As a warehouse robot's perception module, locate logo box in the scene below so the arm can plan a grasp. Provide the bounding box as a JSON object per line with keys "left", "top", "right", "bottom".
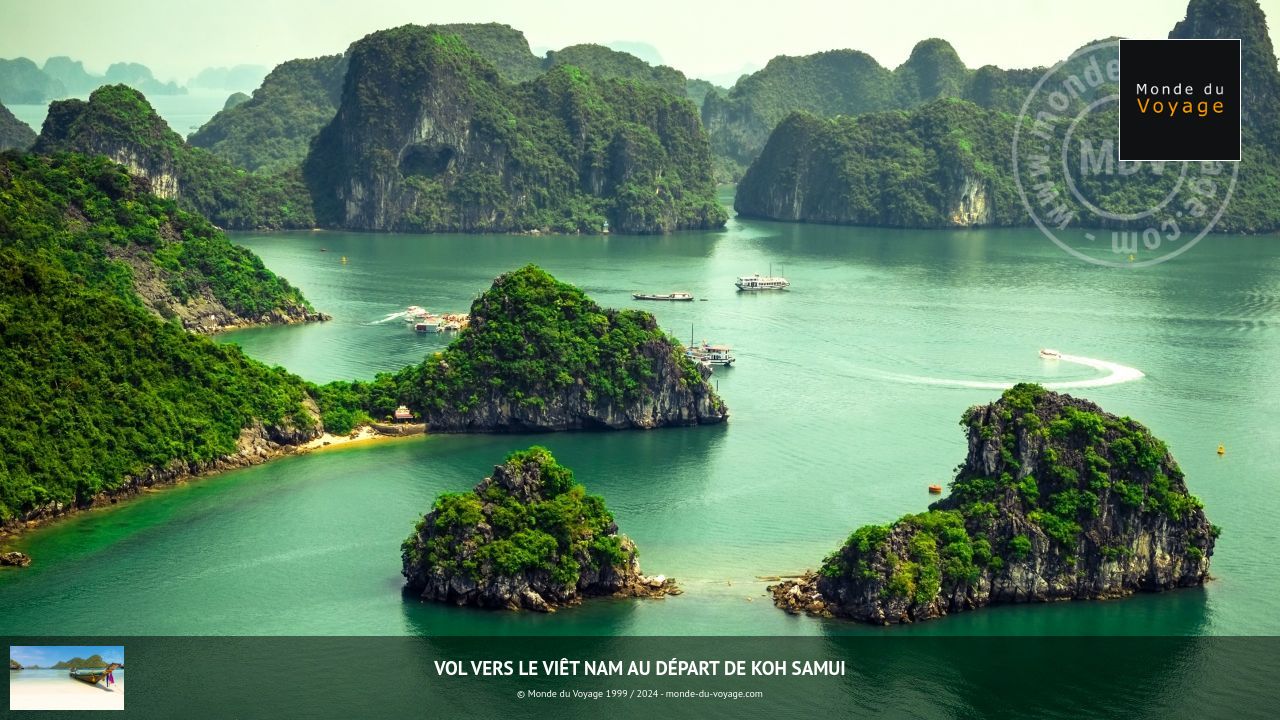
{"left": 1119, "top": 38, "right": 1241, "bottom": 162}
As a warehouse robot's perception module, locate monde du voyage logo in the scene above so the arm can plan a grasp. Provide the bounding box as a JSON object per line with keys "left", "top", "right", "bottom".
{"left": 1013, "top": 39, "right": 1241, "bottom": 267}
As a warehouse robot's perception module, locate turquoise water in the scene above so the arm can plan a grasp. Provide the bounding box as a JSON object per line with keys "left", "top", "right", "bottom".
{"left": 1, "top": 196, "right": 1278, "bottom": 636}
{"left": 9, "top": 668, "right": 125, "bottom": 683}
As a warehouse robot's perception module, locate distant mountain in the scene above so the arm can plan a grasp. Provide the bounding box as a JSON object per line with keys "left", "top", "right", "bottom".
{"left": 36, "top": 84, "right": 316, "bottom": 229}
{"left": 222, "top": 91, "right": 250, "bottom": 110}
{"left": 2, "top": 56, "right": 187, "bottom": 104}
{"left": 303, "top": 25, "right": 724, "bottom": 233}
{"left": 604, "top": 41, "right": 665, "bottom": 66}
{"left": 685, "top": 78, "right": 725, "bottom": 109}
{"left": 104, "top": 62, "right": 185, "bottom": 95}
{"left": 0, "top": 57, "right": 65, "bottom": 104}
{"left": 735, "top": 0, "right": 1280, "bottom": 234}
{"left": 188, "top": 54, "right": 348, "bottom": 173}
{"left": 544, "top": 43, "right": 686, "bottom": 97}
{"left": 43, "top": 56, "right": 99, "bottom": 95}
{"left": 699, "top": 38, "right": 1052, "bottom": 179}
{"left": 189, "top": 23, "right": 544, "bottom": 173}
{"left": 0, "top": 101, "right": 36, "bottom": 151}
{"left": 189, "top": 64, "right": 269, "bottom": 92}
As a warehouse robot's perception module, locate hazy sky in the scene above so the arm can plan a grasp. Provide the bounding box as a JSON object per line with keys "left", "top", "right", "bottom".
{"left": 4, "top": 0, "right": 1279, "bottom": 86}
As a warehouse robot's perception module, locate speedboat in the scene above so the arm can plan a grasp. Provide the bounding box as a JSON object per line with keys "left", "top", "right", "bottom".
{"left": 1039, "top": 348, "right": 1062, "bottom": 360}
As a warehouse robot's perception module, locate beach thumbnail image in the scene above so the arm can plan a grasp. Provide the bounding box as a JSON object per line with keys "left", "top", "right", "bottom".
{"left": 9, "top": 646, "right": 124, "bottom": 711}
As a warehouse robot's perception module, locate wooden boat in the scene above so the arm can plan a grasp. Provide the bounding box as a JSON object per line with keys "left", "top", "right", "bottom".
{"left": 633, "top": 292, "right": 694, "bottom": 301}
{"left": 69, "top": 664, "right": 120, "bottom": 685}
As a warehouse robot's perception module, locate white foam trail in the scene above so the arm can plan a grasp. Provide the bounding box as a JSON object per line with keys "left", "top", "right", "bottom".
{"left": 369, "top": 310, "right": 408, "bottom": 325}
{"left": 881, "top": 353, "right": 1144, "bottom": 391}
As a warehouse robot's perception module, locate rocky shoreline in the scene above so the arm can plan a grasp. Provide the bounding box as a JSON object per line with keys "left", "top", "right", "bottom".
{"left": 402, "top": 447, "right": 679, "bottom": 612}
{"left": 771, "top": 385, "right": 1216, "bottom": 625}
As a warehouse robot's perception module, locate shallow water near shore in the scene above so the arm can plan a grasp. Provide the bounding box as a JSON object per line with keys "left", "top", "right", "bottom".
{"left": 2, "top": 193, "right": 1278, "bottom": 637}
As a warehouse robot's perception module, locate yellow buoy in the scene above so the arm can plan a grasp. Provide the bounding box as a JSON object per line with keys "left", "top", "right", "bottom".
{"left": 1128, "top": 254, "right": 1135, "bottom": 262}
{"left": 1217, "top": 444, "right": 1225, "bottom": 456}
{"left": 340, "top": 256, "right": 348, "bottom": 264}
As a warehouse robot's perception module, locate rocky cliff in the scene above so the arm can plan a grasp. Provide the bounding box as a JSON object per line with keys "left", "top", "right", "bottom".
{"left": 701, "top": 49, "right": 897, "bottom": 179}
{"left": 3, "top": 152, "right": 323, "bottom": 332}
{"left": 402, "top": 447, "right": 677, "bottom": 611}
{"left": 735, "top": 100, "right": 1016, "bottom": 228}
{"left": 772, "top": 384, "right": 1216, "bottom": 624}
{"left": 34, "top": 84, "right": 317, "bottom": 229}
{"left": 36, "top": 85, "right": 183, "bottom": 199}
{"left": 187, "top": 55, "right": 348, "bottom": 174}
{"left": 0, "top": 101, "right": 35, "bottom": 151}
{"left": 734, "top": 0, "right": 1280, "bottom": 232}
{"left": 379, "top": 265, "right": 727, "bottom": 431}
{"left": 305, "top": 25, "right": 725, "bottom": 234}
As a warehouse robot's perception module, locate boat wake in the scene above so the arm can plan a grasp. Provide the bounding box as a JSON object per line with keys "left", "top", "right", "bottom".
{"left": 880, "top": 353, "right": 1145, "bottom": 391}
{"left": 369, "top": 310, "right": 408, "bottom": 325}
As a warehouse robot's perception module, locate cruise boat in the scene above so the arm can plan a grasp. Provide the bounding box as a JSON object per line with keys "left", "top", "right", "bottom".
{"left": 735, "top": 265, "right": 790, "bottom": 291}
{"left": 1039, "top": 348, "right": 1062, "bottom": 360}
{"left": 687, "top": 342, "right": 735, "bottom": 366}
{"left": 633, "top": 291, "right": 694, "bottom": 301}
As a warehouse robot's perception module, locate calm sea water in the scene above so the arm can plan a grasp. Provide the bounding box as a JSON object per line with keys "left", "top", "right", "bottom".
{"left": 2, "top": 192, "right": 1278, "bottom": 638}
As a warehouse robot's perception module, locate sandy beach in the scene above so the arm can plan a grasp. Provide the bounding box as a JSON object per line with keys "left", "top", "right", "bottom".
{"left": 302, "top": 424, "right": 422, "bottom": 453}
{"left": 9, "top": 675, "right": 124, "bottom": 711}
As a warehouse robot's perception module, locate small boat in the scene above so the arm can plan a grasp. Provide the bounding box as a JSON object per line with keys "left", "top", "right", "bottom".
{"left": 1217, "top": 444, "right": 1225, "bottom": 456}
{"left": 928, "top": 484, "right": 943, "bottom": 494}
{"left": 415, "top": 317, "right": 442, "bottom": 333}
{"left": 687, "top": 342, "right": 735, "bottom": 366}
{"left": 633, "top": 292, "right": 694, "bottom": 301}
{"left": 69, "top": 664, "right": 120, "bottom": 686}
{"left": 1039, "top": 348, "right": 1062, "bottom": 360}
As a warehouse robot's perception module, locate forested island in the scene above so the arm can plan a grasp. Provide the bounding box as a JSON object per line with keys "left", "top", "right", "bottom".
{"left": 306, "top": 26, "right": 723, "bottom": 233}
{"left": 0, "top": 152, "right": 724, "bottom": 539}
{"left": 314, "top": 264, "right": 728, "bottom": 433}
{"left": 734, "top": 0, "right": 1280, "bottom": 233}
{"left": 772, "top": 385, "right": 1217, "bottom": 624}
{"left": 402, "top": 446, "right": 678, "bottom": 611}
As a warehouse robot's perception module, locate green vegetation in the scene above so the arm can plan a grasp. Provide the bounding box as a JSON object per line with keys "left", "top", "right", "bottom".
{"left": 736, "top": 99, "right": 1022, "bottom": 227}
{"left": 0, "top": 102, "right": 35, "bottom": 152}
{"left": 0, "top": 152, "right": 313, "bottom": 319}
{"left": 403, "top": 447, "right": 628, "bottom": 588}
{"left": 954, "top": 384, "right": 1206, "bottom": 549}
{"left": 820, "top": 384, "right": 1213, "bottom": 607}
{"left": 545, "top": 44, "right": 687, "bottom": 97}
{"left": 306, "top": 26, "right": 724, "bottom": 233}
{"left": 0, "top": 152, "right": 320, "bottom": 523}
{"left": 189, "top": 24, "right": 542, "bottom": 174}
{"left": 188, "top": 55, "right": 348, "bottom": 174}
{"left": 685, "top": 78, "right": 725, "bottom": 108}
{"left": 735, "top": 1, "right": 1280, "bottom": 231}
{"left": 35, "top": 84, "right": 317, "bottom": 229}
{"left": 52, "top": 655, "right": 115, "bottom": 670}
{"left": 318, "top": 265, "right": 713, "bottom": 425}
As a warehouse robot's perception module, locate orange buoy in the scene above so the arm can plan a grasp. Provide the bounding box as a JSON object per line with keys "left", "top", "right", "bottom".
{"left": 928, "top": 484, "right": 943, "bottom": 494}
